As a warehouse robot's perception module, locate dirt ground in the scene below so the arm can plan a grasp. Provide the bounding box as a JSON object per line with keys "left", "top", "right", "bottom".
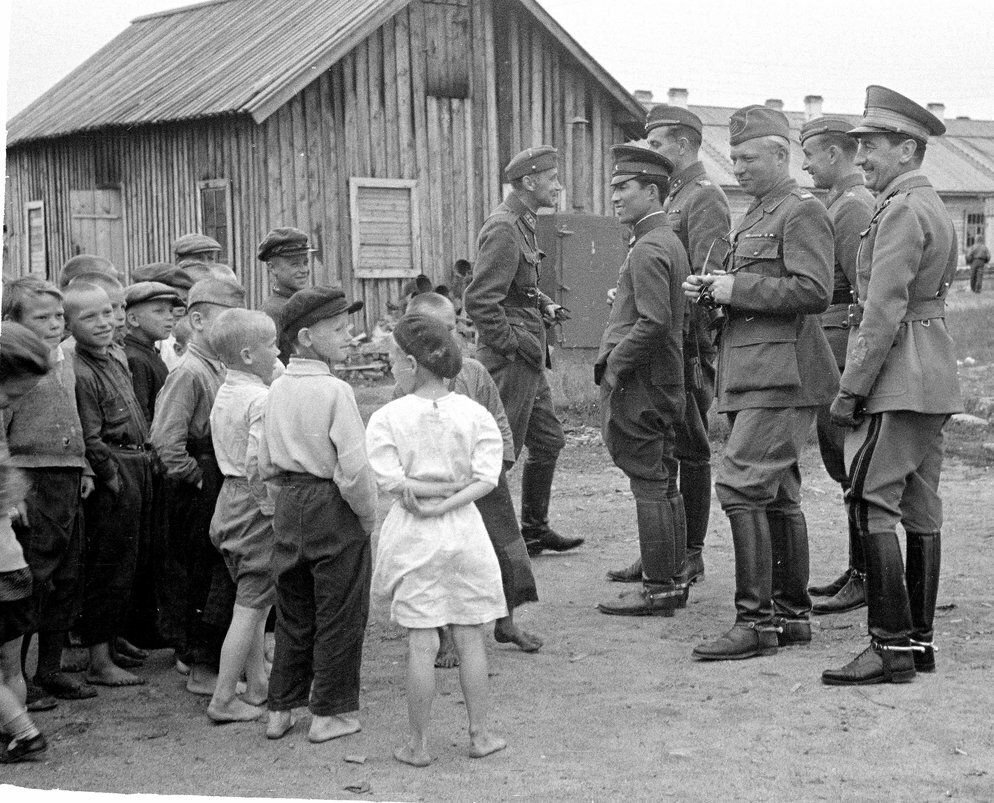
{"left": 4, "top": 421, "right": 993, "bottom": 801}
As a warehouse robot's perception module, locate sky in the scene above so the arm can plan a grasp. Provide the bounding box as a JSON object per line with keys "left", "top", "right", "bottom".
{"left": 4, "top": 0, "right": 994, "bottom": 123}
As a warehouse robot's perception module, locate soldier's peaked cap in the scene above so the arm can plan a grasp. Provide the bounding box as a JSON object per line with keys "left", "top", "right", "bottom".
{"left": 610, "top": 144, "right": 675, "bottom": 187}
{"left": 799, "top": 116, "right": 856, "bottom": 145}
{"left": 848, "top": 85, "right": 945, "bottom": 140}
{"left": 504, "top": 146, "right": 559, "bottom": 181}
{"left": 645, "top": 104, "right": 703, "bottom": 136}
{"left": 257, "top": 227, "right": 315, "bottom": 262}
{"left": 729, "top": 105, "right": 790, "bottom": 146}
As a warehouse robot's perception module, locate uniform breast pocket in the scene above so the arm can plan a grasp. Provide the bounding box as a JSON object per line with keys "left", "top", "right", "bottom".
{"left": 734, "top": 236, "right": 782, "bottom": 276}
{"left": 724, "top": 318, "right": 801, "bottom": 393}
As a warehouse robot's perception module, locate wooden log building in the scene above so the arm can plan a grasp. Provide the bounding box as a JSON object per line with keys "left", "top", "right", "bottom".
{"left": 4, "top": 0, "right": 645, "bottom": 328}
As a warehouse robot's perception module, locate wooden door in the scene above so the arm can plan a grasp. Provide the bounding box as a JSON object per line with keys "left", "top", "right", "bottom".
{"left": 70, "top": 188, "right": 126, "bottom": 278}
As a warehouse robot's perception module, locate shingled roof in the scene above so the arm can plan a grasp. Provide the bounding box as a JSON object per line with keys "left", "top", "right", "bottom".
{"left": 7, "top": 0, "right": 645, "bottom": 147}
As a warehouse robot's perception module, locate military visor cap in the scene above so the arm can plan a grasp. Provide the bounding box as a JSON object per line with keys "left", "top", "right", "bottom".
{"left": 799, "top": 116, "right": 857, "bottom": 145}
{"left": 173, "top": 233, "right": 222, "bottom": 257}
{"left": 610, "top": 144, "right": 675, "bottom": 187}
{"left": 504, "top": 146, "right": 559, "bottom": 181}
{"left": 848, "top": 85, "right": 945, "bottom": 140}
{"left": 645, "top": 104, "right": 703, "bottom": 136}
{"left": 729, "top": 104, "right": 790, "bottom": 146}
{"left": 125, "top": 281, "right": 185, "bottom": 310}
{"left": 257, "top": 227, "right": 315, "bottom": 262}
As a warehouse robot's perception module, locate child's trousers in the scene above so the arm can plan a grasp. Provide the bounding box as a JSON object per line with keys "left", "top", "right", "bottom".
{"left": 268, "top": 474, "right": 370, "bottom": 717}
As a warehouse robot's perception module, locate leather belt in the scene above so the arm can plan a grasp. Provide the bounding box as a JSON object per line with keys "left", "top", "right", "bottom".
{"left": 847, "top": 299, "right": 946, "bottom": 328}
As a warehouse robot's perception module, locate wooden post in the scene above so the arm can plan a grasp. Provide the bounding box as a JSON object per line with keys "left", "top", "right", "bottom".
{"left": 571, "top": 116, "right": 589, "bottom": 212}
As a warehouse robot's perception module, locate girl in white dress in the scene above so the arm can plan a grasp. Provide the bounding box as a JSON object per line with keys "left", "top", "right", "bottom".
{"left": 366, "top": 314, "right": 507, "bottom": 767}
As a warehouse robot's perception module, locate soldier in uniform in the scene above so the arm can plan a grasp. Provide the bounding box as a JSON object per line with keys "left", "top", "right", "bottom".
{"left": 823, "top": 86, "right": 962, "bottom": 686}
{"left": 464, "top": 146, "right": 582, "bottom": 556}
{"left": 173, "top": 234, "right": 222, "bottom": 266}
{"left": 799, "top": 118, "right": 875, "bottom": 615}
{"left": 595, "top": 145, "right": 690, "bottom": 616}
{"left": 966, "top": 236, "right": 990, "bottom": 293}
{"left": 608, "top": 105, "right": 731, "bottom": 586}
{"left": 684, "top": 106, "right": 838, "bottom": 661}
{"left": 258, "top": 227, "right": 315, "bottom": 362}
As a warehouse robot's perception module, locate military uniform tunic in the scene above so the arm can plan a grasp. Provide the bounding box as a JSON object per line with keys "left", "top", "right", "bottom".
{"left": 464, "top": 192, "right": 564, "bottom": 460}
{"left": 714, "top": 176, "right": 838, "bottom": 512}
{"left": 842, "top": 170, "right": 962, "bottom": 538}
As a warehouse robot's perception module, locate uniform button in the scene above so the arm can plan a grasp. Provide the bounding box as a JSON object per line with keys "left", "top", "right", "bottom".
{"left": 754, "top": 250, "right": 759, "bottom": 255}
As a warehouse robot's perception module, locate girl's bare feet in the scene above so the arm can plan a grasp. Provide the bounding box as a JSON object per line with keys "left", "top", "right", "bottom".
{"left": 85, "top": 663, "right": 145, "bottom": 687}
{"left": 434, "top": 629, "right": 460, "bottom": 668}
{"left": 493, "top": 619, "right": 543, "bottom": 653}
{"left": 308, "top": 713, "right": 360, "bottom": 743}
{"left": 185, "top": 665, "right": 218, "bottom": 696}
{"left": 393, "top": 744, "right": 433, "bottom": 767}
{"left": 468, "top": 732, "right": 506, "bottom": 758}
{"left": 265, "top": 710, "right": 296, "bottom": 740}
{"left": 207, "top": 697, "right": 263, "bottom": 723}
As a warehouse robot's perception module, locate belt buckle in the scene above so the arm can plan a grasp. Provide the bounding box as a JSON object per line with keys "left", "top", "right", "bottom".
{"left": 846, "top": 303, "right": 861, "bottom": 328}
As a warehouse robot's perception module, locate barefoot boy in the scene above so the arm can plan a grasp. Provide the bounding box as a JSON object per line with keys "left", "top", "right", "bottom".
{"left": 150, "top": 278, "right": 246, "bottom": 695}
{"left": 403, "top": 292, "right": 542, "bottom": 657}
{"left": 258, "top": 287, "right": 377, "bottom": 744}
{"left": 2, "top": 278, "right": 96, "bottom": 702}
{"left": 66, "top": 282, "right": 153, "bottom": 687}
{"left": 205, "top": 309, "right": 280, "bottom": 723}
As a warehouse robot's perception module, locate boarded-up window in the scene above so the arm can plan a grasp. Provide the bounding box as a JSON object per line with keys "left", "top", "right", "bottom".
{"left": 24, "top": 201, "right": 47, "bottom": 276}
{"left": 424, "top": 0, "right": 470, "bottom": 98}
{"left": 197, "top": 179, "right": 233, "bottom": 264}
{"left": 349, "top": 178, "right": 421, "bottom": 279}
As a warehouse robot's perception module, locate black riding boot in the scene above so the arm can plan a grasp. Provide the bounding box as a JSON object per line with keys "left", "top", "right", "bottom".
{"left": 680, "top": 462, "right": 711, "bottom": 583}
{"left": 768, "top": 510, "right": 812, "bottom": 646}
{"left": 906, "top": 531, "right": 941, "bottom": 672}
{"left": 598, "top": 499, "right": 683, "bottom": 617}
{"left": 520, "top": 457, "right": 583, "bottom": 556}
{"left": 822, "top": 530, "right": 916, "bottom": 685}
{"left": 692, "top": 509, "right": 777, "bottom": 660}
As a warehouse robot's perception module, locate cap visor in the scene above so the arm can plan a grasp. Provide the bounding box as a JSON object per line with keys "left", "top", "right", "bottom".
{"left": 347, "top": 300, "right": 364, "bottom": 314}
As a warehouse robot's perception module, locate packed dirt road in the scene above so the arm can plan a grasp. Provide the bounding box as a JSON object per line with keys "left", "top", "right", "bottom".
{"left": 4, "top": 431, "right": 993, "bottom": 801}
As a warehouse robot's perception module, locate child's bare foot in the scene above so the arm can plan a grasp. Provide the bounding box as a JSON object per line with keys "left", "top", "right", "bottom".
{"left": 435, "top": 626, "right": 459, "bottom": 668}
{"left": 185, "top": 665, "right": 217, "bottom": 696}
{"left": 308, "top": 714, "right": 360, "bottom": 743}
{"left": 241, "top": 687, "right": 267, "bottom": 707}
{"left": 468, "top": 733, "right": 506, "bottom": 759}
{"left": 207, "top": 697, "right": 263, "bottom": 723}
{"left": 85, "top": 663, "right": 145, "bottom": 687}
{"left": 393, "top": 744, "right": 433, "bottom": 767}
{"left": 493, "top": 620, "right": 543, "bottom": 653}
{"left": 61, "top": 648, "right": 89, "bottom": 673}
{"left": 174, "top": 658, "right": 190, "bottom": 675}
{"left": 114, "top": 637, "right": 149, "bottom": 661}
{"left": 266, "top": 710, "right": 296, "bottom": 740}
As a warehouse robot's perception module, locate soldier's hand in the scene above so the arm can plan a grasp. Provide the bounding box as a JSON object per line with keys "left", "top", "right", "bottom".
{"left": 683, "top": 274, "right": 710, "bottom": 301}
{"left": 707, "top": 271, "right": 734, "bottom": 305}
{"left": 830, "top": 390, "right": 865, "bottom": 428}
{"left": 606, "top": 287, "right": 617, "bottom": 306}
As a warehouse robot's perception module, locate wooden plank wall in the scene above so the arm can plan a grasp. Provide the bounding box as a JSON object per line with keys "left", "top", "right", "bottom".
{"left": 3, "top": 0, "right": 641, "bottom": 328}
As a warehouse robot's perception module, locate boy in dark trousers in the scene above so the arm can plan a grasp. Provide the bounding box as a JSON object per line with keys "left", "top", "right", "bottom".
{"left": 150, "top": 277, "right": 246, "bottom": 695}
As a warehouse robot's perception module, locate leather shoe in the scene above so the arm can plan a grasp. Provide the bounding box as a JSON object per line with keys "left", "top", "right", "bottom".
{"left": 598, "top": 585, "right": 682, "bottom": 617}
{"left": 606, "top": 557, "right": 642, "bottom": 583}
{"left": 692, "top": 623, "right": 778, "bottom": 661}
{"left": 772, "top": 617, "right": 811, "bottom": 647}
{"left": 686, "top": 552, "right": 705, "bottom": 584}
{"left": 525, "top": 529, "right": 584, "bottom": 556}
{"left": 822, "top": 642, "right": 916, "bottom": 686}
{"left": 808, "top": 568, "right": 851, "bottom": 597}
{"left": 812, "top": 573, "right": 866, "bottom": 615}
{"left": 912, "top": 641, "right": 935, "bottom": 673}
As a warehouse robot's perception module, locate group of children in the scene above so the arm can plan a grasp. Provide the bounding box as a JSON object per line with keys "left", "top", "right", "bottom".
{"left": 1, "top": 248, "right": 538, "bottom": 766}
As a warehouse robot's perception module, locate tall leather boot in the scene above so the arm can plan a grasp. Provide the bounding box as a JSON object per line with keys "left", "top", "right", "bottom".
{"left": 520, "top": 457, "right": 583, "bottom": 556}
{"left": 906, "top": 531, "right": 940, "bottom": 673}
{"left": 813, "top": 514, "right": 866, "bottom": 615}
{"left": 768, "top": 510, "right": 812, "bottom": 646}
{"left": 822, "top": 530, "right": 916, "bottom": 685}
{"left": 681, "top": 462, "right": 710, "bottom": 584}
{"left": 669, "top": 493, "right": 690, "bottom": 608}
{"left": 692, "top": 509, "right": 778, "bottom": 660}
{"left": 598, "top": 499, "right": 683, "bottom": 616}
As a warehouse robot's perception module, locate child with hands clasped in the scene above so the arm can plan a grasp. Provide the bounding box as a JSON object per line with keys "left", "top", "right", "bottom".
{"left": 367, "top": 314, "right": 507, "bottom": 767}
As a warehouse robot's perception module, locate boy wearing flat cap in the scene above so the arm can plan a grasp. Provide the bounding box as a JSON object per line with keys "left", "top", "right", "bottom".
{"left": 822, "top": 86, "right": 962, "bottom": 686}
{"left": 258, "top": 228, "right": 314, "bottom": 353}
{"left": 173, "top": 233, "right": 222, "bottom": 266}
{"left": 131, "top": 263, "right": 195, "bottom": 372}
{"left": 124, "top": 282, "right": 183, "bottom": 425}
{"left": 258, "top": 286, "right": 377, "bottom": 743}
{"left": 596, "top": 145, "right": 691, "bottom": 617}
{"left": 685, "top": 105, "right": 837, "bottom": 661}
{"left": 464, "top": 146, "right": 581, "bottom": 557}
{"left": 150, "top": 278, "right": 246, "bottom": 695}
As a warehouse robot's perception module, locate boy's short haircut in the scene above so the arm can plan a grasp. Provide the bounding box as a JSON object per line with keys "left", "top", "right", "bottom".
{"left": 173, "top": 316, "right": 193, "bottom": 346}
{"left": 209, "top": 309, "right": 277, "bottom": 366}
{"left": 68, "top": 271, "right": 124, "bottom": 293}
{"left": 404, "top": 291, "right": 454, "bottom": 318}
{"left": 0, "top": 321, "right": 51, "bottom": 377}
{"left": 63, "top": 282, "right": 109, "bottom": 320}
{"left": 2, "top": 275, "right": 63, "bottom": 320}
